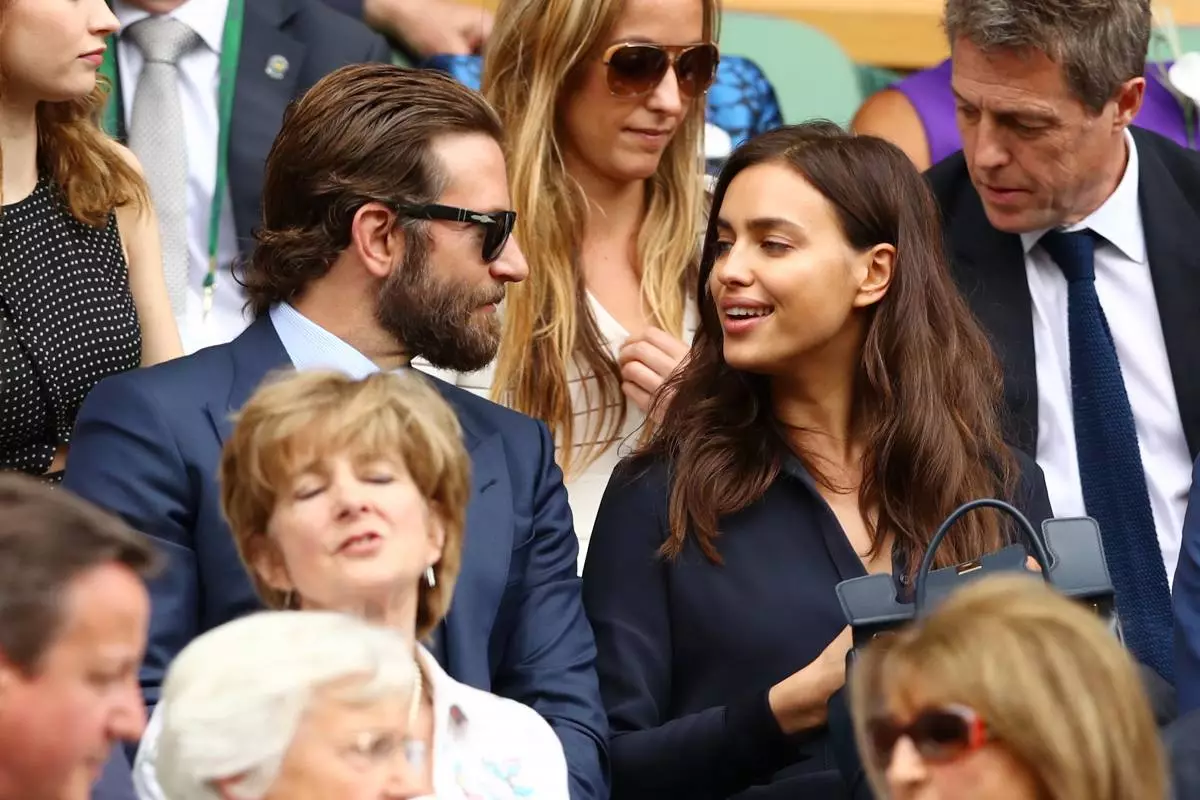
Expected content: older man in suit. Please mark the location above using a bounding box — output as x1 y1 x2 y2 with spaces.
927 0 1200 685
105 0 391 352
69 65 609 800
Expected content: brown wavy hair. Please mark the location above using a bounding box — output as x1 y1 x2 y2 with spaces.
640 122 1016 575
0 2 147 224
242 63 502 318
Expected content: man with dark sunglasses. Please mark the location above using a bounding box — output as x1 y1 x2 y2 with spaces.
64 64 610 800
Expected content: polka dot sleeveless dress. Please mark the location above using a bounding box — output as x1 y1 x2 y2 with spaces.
0 176 141 482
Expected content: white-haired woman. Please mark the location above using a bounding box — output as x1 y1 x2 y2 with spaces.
154 611 422 799
135 370 568 799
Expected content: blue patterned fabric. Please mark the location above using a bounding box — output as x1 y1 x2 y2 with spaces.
1040 229 1175 681
420 53 784 154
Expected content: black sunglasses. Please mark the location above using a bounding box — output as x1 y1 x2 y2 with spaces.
866 704 989 767
395 204 517 263
601 42 719 99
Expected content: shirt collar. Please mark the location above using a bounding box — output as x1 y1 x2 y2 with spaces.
416 645 472 738
1019 128 1146 264
269 303 406 379
113 0 231 55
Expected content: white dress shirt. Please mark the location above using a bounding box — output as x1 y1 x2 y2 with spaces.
133 645 569 799
1020 129 1193 583
114 0 247 354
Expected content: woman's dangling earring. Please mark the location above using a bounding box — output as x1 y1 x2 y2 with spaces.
424 566 437 589
284 590 297 610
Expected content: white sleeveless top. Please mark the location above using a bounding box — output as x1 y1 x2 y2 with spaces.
417 294 698 571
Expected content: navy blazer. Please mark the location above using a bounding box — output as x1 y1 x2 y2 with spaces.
1175 457 1200 714
65 316 609 800
108 0 392 254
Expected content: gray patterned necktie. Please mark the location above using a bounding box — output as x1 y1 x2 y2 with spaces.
124 16 201 317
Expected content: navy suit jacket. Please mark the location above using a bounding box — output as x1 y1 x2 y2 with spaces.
66 316 610 800
927 126 1200 460
1175 458 1200 714
91 746 137 800
108 0 392 255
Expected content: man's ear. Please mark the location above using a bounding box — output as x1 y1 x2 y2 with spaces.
349 202 404 280
0 652 22 707
1112 76 1145 130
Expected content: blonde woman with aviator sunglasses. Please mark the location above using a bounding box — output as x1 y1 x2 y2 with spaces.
419 0 718 569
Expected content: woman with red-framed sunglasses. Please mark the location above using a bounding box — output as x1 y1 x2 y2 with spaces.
851 575 1165 800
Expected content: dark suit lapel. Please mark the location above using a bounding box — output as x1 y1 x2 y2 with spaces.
204 315 293 444
1135 131 1200 459
946 187 1040 456
229 0 305 246
429 384 513 686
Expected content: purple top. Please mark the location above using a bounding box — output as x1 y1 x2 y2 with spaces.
894 58 1193 166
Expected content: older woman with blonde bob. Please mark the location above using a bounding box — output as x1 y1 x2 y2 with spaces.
135 369 568 800
851 575 1166 800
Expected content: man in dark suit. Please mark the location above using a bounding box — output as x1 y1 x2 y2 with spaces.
67 65 609 800
108 0 391 352
927 0 1200 685
1166 706 1200 797
1176 460 1200 712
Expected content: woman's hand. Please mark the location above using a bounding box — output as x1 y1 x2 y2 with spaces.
618 327 690 416
767 627 854 734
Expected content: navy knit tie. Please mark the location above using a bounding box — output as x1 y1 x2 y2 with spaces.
1040 229 1173 681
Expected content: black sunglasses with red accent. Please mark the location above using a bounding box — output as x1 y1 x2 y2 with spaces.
395 204 517 263
866 704 990 767
601 42 720 99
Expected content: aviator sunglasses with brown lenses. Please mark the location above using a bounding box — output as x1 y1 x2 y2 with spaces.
601 42 720 99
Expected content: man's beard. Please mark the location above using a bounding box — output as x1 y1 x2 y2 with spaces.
375 246 505 373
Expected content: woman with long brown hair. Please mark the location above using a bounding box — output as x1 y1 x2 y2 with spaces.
0 0 181 481
581 122 1053 798
440 0 719 566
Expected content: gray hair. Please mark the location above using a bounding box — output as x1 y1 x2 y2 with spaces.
153 611 418 800
944 0 1152 111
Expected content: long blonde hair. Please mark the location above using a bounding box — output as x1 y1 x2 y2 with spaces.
0 1 147 222
851 575 1165 800
482 0 717 477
